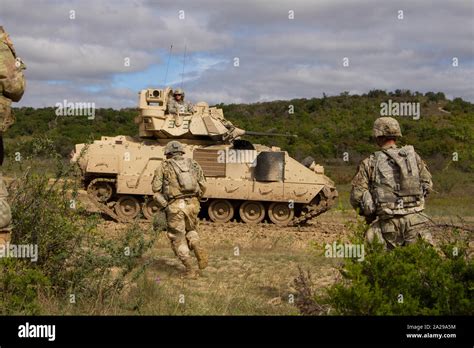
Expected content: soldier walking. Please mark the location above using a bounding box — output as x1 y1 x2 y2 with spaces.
152 140 208 278
350 117 434 249
0 26 26 244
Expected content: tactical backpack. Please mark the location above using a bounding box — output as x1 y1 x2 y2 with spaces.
168 158 199 195
370 145 425 215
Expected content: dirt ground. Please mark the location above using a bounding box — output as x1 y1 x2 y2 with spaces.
77 187 473 315
95 212 351 315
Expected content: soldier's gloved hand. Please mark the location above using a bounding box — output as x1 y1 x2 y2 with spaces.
422 184 430 197
153 193 168 209
361 191 376 216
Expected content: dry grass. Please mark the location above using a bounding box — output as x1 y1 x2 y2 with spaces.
36 220 343 315
2 158 471 315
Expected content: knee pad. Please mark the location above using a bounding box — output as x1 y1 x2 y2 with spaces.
176 243 191 259
0 198 12 230
186 230 199 245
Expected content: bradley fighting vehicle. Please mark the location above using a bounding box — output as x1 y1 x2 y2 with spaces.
71 87 338 225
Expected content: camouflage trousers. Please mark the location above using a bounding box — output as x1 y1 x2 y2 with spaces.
366 212 433 249
165 197 201 263
0 174 12 245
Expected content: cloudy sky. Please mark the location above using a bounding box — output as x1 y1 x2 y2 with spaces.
1 0 473 108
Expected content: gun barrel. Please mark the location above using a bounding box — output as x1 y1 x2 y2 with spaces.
244 131 298 138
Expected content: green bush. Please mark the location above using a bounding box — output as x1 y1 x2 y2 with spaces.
8 92 474 172
308 227 474 315
322 240 473 315
1 143 158 314
0 258 49 314
294 215 473 316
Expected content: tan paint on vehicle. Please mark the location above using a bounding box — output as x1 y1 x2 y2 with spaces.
72 88 338 225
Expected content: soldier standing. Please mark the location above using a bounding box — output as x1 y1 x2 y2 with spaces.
152 140 208 278
167 88 194 127
350 117 434 249
0 26 26 245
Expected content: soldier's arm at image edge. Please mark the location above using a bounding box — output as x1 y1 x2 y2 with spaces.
350 160 370 212
0 44 15 80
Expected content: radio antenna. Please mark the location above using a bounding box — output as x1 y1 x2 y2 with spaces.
163 44 173 86
180 44 187 89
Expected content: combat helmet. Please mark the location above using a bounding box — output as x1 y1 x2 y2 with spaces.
173 88 184 97
373 117 402 137
164 140 185 155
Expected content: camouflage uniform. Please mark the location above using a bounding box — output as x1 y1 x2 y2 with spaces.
0 178 12 244
0 27 26 244
152 141 208 276
167 89 194 115
167 98 194 114
350 117 434 249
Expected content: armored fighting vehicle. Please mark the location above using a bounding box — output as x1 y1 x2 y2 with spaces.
71 87 338 225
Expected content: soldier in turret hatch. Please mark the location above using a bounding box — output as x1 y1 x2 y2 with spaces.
167 88 194 126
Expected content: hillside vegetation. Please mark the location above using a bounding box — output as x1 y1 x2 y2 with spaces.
1 91 472 316
7 90 474 172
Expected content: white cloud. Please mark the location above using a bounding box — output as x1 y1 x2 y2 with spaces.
0 0 471 107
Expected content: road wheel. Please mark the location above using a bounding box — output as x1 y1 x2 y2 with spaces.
142 199 161 221
87 180 113 203
268 202 294 225
115 195 140 221
239 201 265 224
208 199 234 223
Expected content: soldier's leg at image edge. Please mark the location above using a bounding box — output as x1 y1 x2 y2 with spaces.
0 176 12 245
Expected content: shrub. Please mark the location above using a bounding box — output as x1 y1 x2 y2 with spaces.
1 141 158 314
0 258 49 314
323 240 473 315
295 222 473 315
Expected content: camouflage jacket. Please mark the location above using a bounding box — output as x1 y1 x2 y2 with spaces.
167 98 194 115
350 144 433 218
152 154 206 200
0 28 26 103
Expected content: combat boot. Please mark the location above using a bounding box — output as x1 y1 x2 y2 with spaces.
181 257 198 279
192 242 208 270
